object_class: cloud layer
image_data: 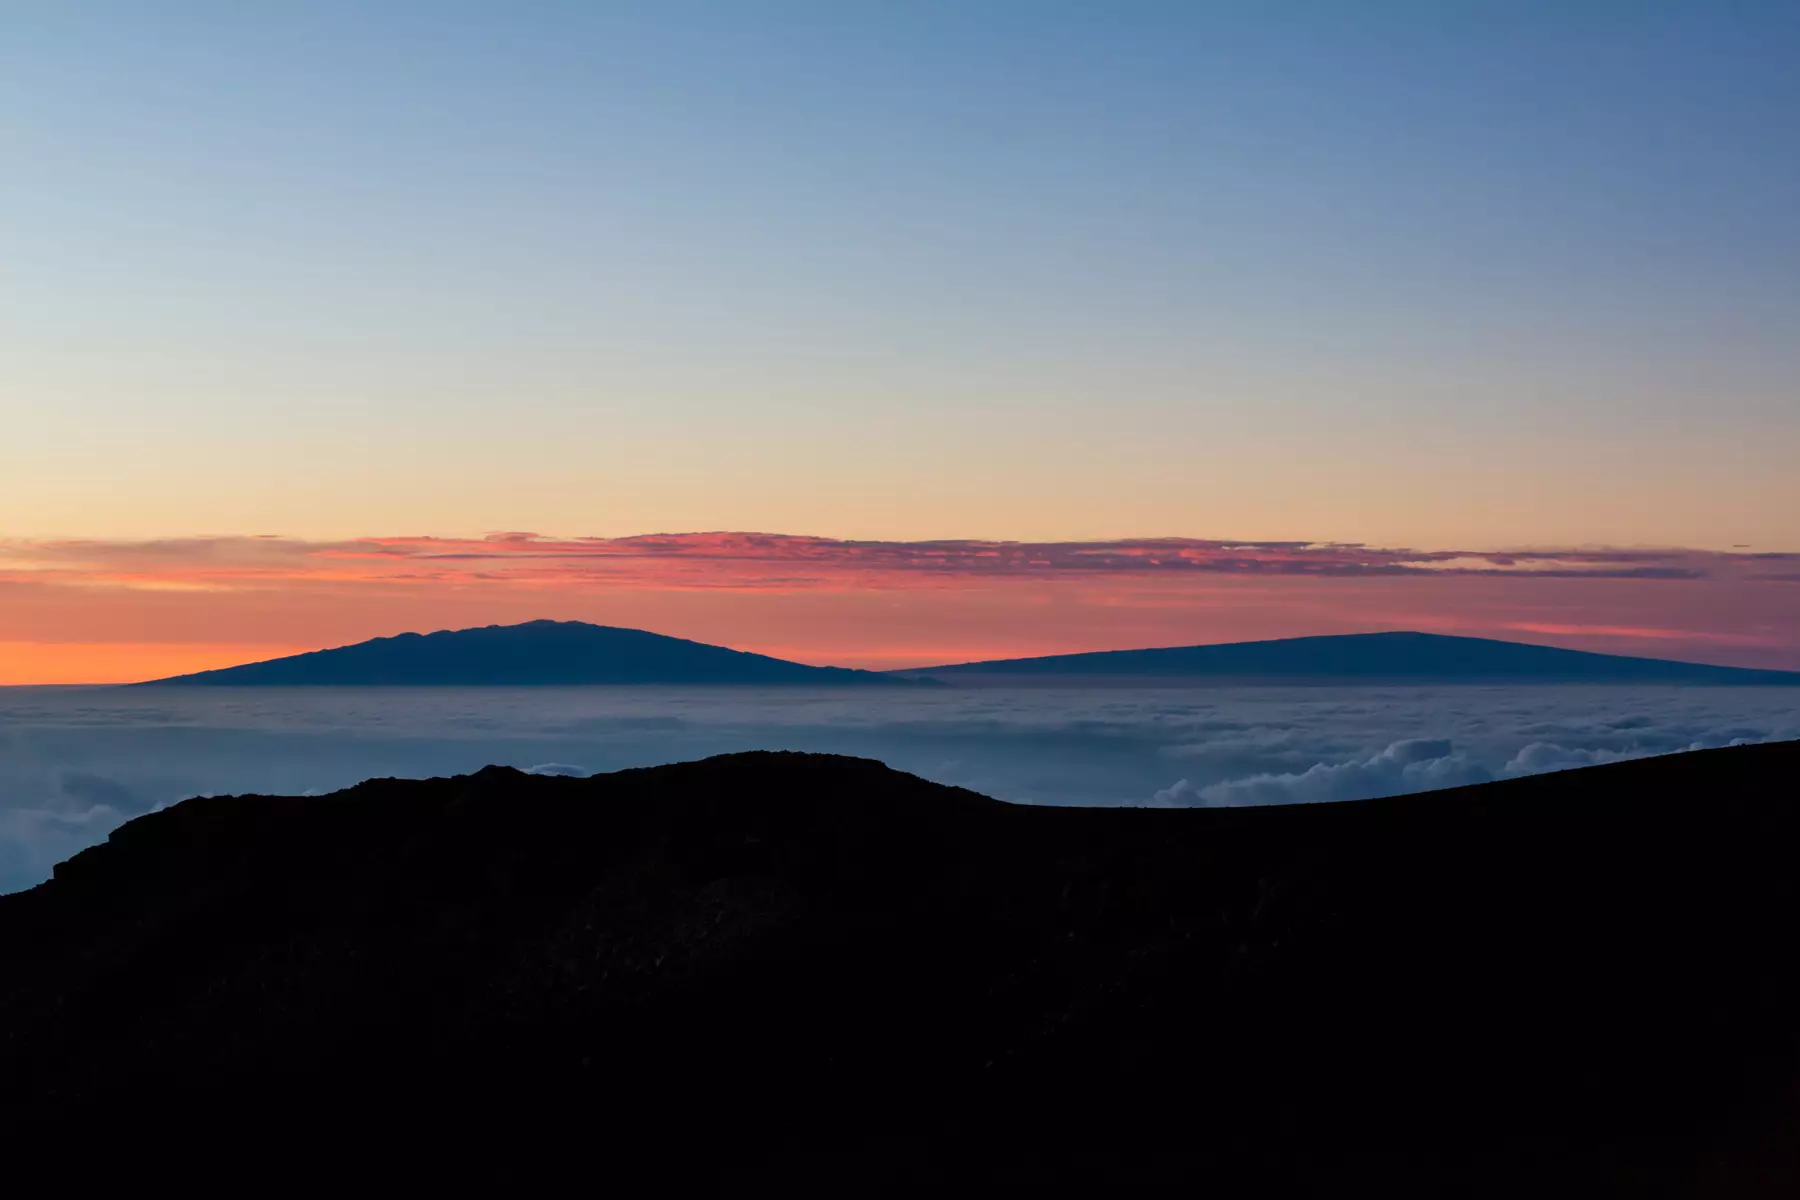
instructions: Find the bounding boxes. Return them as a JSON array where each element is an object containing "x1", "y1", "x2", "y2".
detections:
[
  {"x1": 3, "y1": 682, "x2": 1795, "y2": 893},
  {"x1": 1158, "y1": 733, "x2": 1763, "y2": 808}
]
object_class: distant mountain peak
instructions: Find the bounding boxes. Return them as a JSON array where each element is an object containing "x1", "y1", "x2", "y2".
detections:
[
  {"x1": 896, "y1": 630, "x2": 1800, "y2": 685},
  {"x1": 128, "y1": 623, "x2": 1800, "y2": 688},
  {"x1": 134, "y1": 620, "x2": 901, "y2": 687}
]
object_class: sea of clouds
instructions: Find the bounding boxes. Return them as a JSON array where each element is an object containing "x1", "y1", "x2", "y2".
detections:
[{"x1": 3, "y1": 684, "x2": 1798, "y2": 893}]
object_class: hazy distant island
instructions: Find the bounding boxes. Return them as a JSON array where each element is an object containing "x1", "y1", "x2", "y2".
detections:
[
  {"x1": 900, "y1": 629, "x2": 1800, "y2": 685},
  {"x1": 6, "y1": 742, "x2": 1799, "y2": 1190},
  {"x1": 134, "y1": 621, "x2": 1800, "y2": 687},
  {"x1": 136, "y1": 619, "x2": 903, "y2": 686}
]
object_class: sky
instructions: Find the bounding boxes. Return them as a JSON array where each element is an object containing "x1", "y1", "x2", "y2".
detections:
[
  {"x1": 4, "y1": 3, "x2": 1799, "y2": 681},
  {"x1": 3, "y1": 533, "x2": 1797, "y2": 681}
]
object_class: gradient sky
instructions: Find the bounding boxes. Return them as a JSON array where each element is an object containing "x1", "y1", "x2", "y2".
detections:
[
  {"x1": 4, "y1": 3, "x2": 1799, "y2": 680},
  {"x1": 4, "y1": 533, "x2": 1797, "y2": 682}
]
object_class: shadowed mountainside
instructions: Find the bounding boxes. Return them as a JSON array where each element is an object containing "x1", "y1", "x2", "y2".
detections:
[
  {"x1": 897, "y1": 629, "x2": 1800, "y2": 684},
  {"x1": 4, "y1": 745, "x2": 1800, "y2": 1191},
  {"x1": 135, "y1": 619, "x2": 900, "y2": 686}
]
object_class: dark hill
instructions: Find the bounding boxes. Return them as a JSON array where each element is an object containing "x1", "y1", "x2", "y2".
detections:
[
  {"x1": 5, "y1": 745, "x2": 1800, "y2": 1192},
  {"x1": 899, "y1": 630, "x2": 1800, "y2": 684},
  {"x1": 135, "y1": 619, "x2": 897, "y2": 685}
]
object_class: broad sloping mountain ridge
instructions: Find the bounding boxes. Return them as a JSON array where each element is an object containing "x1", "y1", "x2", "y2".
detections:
[
  {"x1": 134, "y1": 622, "x2": 1799, "y2": 687},
  {"x1": 900, "y1": 629, "x2": 1800, "y2": 684},
  {"x1": 137, "y1": 619, "x2": 899, "y2": 685},
  {"x1": 4, "y1": 742, "x2": 1799, "y2": 1191}
]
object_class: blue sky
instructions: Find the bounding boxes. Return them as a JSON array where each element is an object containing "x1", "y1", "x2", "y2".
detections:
[{"x1": 5, "y1": 1, "x2": 1798, "y2": 547}]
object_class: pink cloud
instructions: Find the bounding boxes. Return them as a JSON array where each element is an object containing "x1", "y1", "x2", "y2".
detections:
[
  {"x1": 2, "y1": 532, "x2": 1797, "y2": 682},
  {"x1": 6, "y1": 532, "x2": 1790, "y2": 593}
]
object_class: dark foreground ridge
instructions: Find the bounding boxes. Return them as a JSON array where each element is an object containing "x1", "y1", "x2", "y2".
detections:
[
  {"x1": 5, "y1": 746, "x2": 1800, "y2": 1192},
  {"x1": 899, "y1": 630, "x2": 1800, "y2": 684},
  {"x1": 135, "y1": 619, "x2": 900, "y2": 685}
]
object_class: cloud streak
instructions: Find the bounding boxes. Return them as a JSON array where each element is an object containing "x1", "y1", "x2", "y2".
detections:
[
  {"x1": 5, "y1": 532, "x2": 1795, "y2": 594},
  {"x1": 4, "y1": 533, "x2": 1799, "y2": 682}
]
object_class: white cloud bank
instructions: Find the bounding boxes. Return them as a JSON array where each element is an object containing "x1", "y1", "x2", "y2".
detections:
[
  {"x1": 2, "y1": 684, "x2": 1797, "y2": 891},
  {"x1": 1155, "y1": 732, "x2": 1777, "y2": 808}
]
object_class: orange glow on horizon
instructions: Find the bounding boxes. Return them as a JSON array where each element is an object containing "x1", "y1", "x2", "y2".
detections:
[
  {"x1": 2, "y1": 532, "x2": 1798, "y2": 683},
  {"x1": 0, "y1": 643, "x2": 316, "y2": 686}
]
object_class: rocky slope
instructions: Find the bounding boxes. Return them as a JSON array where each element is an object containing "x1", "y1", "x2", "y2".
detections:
[{"x1": 4, "y1": 744, "x2": 1799, "y2": 1191}]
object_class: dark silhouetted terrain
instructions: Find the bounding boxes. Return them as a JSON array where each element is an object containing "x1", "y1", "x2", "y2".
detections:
[
  {"x1": 899, "y1": 629, "x2": 1800, "y2": 684},
  {"x1": 4, "y1": 745, "x2": 1799, "y2": 1192},
  {"x1": 137, "y1": 619, "x2": 899, "y2": 685}
]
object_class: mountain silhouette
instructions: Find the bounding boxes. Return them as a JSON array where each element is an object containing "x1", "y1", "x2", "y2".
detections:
[
  {"x1": 136, "y1": 619, "x2": 900, "y2": 685},
  {"x1": 5, "y1": 743, "x2": 1799, "y2": 1191},
  {"x1": 899, "y1": 630, "x2": 1800, "y2": 684}
]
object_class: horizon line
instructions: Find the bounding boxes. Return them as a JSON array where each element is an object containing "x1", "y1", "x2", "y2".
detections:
[{"x1": 10, "y1": 623, "x2": 1799, "y2": 689}]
